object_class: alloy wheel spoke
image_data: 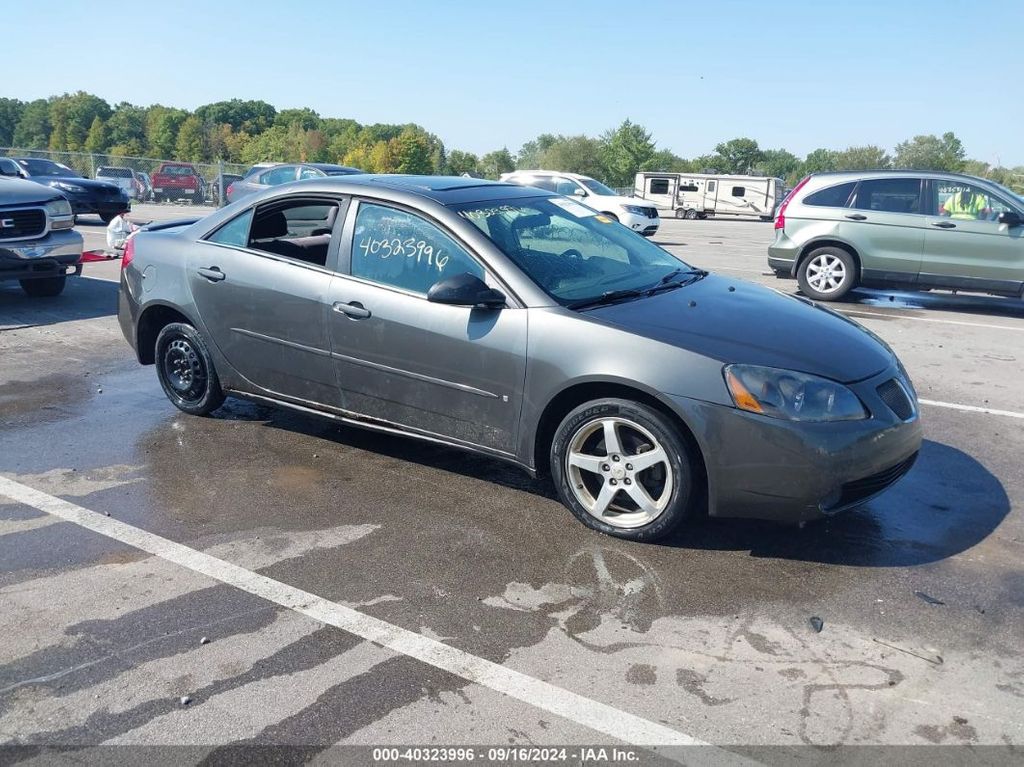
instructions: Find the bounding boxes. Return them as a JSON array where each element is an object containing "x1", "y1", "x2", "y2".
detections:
[
  {"x1": 568, "y1": 451, "x2": 605, "y2": 475},
  {"x1": 592, "y1": 480, "x2": 618, "y2": 515},
  {"x1": 624, "y1": 482, "x2": 660, "y2": 515},
  {"x1": 602, "y1": 420, "x2": 623, "y2": 456},
  {"x1": 628, "y1": 447, "x2": 667, "y2": 473}
]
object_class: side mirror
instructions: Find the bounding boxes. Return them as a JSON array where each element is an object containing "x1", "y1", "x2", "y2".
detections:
[
  {"x1": 427, "y1": 272, "x2": 506, "y2": 309},
  {"x1": 572, "y1": 188, "x2": 587, "y2": 197},
  {"x1": 997, "y1": 211, "x2": 1023, "y2": 228}
]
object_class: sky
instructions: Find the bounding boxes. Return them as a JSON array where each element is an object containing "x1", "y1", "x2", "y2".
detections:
[{"x1": 5, "y1": 0, "x2": 1022, "y2": 165}]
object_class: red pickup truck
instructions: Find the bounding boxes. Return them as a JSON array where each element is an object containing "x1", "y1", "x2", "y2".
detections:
[{"x1": 151, "y1": 162, "x2": 206, "y2": 204}]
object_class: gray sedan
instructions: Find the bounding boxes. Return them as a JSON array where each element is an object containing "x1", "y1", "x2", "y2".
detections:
[
  {"x1": 225, "y1": 163, "x2": 363, "y2": 203},
  {"x1": 118, "y1": 175, "x2": 922, "y2": 541}
]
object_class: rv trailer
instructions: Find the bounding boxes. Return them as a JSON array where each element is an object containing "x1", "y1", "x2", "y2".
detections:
[{"x1": 633, "y1": 172, "x2": 785, "y2": 220}]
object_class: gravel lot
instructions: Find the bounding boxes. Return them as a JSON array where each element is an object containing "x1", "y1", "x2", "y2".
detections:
[{"x1": 1, "y1": 207, "x2": 1023, "y2": 759}]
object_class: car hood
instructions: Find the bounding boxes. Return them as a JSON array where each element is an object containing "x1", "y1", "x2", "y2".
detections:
[
  {"x1": 0, "y1": 177, "x2": 66, "y2": 205},
  {"x1": 584, "y1": 274, "x2": 893, "y2": 383},
  {"x1": 584, "y1": 194, "x2": 652, "y2": 211},
  {"x1": 34, "y1": 176, "x2": 122, "y2": 193}
]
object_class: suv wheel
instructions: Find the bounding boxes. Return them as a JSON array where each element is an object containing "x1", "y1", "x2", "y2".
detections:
[
  {"x1": 20, "y1": 276, "x2": 66, "y2": 297},
  {"x1": 797, "y1": 246, "x2": 857, "y2": 301},
  {"x1": 551, "y1": 399, "x2": 697, "y2": 542},
  {"x1": 684, "y1": 209, "x2": 698, "y2": 220},
  {"x1": 155, "y1": 323, "x2": 225, "y2": 416}
]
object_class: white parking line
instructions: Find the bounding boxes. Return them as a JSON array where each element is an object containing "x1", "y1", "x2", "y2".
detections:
[
  {"x1": 841, "y1": 310, "x2": 1024, "y2": 333},
  {"x1": 0, "y1": 475, "x2": 752, "y2": 762},
  {"x1": 919, "y1": 399, "x2": 1024, "y2": 420}
]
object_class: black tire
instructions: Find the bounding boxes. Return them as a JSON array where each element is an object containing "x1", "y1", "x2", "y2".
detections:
[
  {"x1": 684, "y1": 209, "x2": 698, "y2": 220},
  {"x1": 100, "y1": 212, "x2": 117, "y2": 224},
  {"x1": 797, "y1": 246, "x2": 857, "y2": 301},
  {"x1": 550, "y1": 398, "x2": 697, "y2": 542},
  {"x1": 154, "y1": 193, "x2": 163, "y2": 203},
  {"x1": 154, "y1": 322, "x2": 225, "y2": 416},
  {"x1": 192, "y1": 192, "x2": 204, "y2": 204},
  {"x1": 20, "y1": 276, "x2": 66, "y2": 297}
]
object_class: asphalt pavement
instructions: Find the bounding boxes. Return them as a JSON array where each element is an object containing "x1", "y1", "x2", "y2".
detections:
[{"x1": 1, "y1": 206, "x2": 1023, "y2": 761}]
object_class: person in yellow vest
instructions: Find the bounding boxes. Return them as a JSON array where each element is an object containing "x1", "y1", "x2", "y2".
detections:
[{"x1": 940, "y1": 188, "x2": 990, "y2": 220}]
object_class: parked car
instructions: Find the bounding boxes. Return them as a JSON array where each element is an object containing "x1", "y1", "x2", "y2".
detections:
[
  {"x1": 225, "y1": 163, "x2": 363, "y2": 203},
  {"x1": 151, "y1": 162, "x2": 207, "y2": 203},
  {"x1": 208, "y1": 173, "x2": 243, "y2": 205},
  {"x1": 95, "y1": 166, "x2": 139, "y2": 200},
  {"x1": 136, "y1": 171, "x2": 153, "y2": 202},
  {"x1": 502, "y1": 170, "x2": 660, "y2": 236},
  {"x1": 0, "y1": 176, "x2": 82, "y2": 296},
  {"x1": 118, "y1": 175, "x2": 921, "y2": 542},
  {"x1": 2, "y1": 157, "x2": 129, "y2": 223},
  {"x1": 768, "y1": 170, "x2": 1024, "y2": 301}
]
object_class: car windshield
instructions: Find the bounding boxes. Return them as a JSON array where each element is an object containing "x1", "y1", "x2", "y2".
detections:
[
  {"x1": 18, "y1": 158, "x2": 81, "y2": 178},
  {"x1": 455, "y1": 196, "x2": 692, "y2": 305},
  {"x1": 580, "y1": 178, "x2": 618, "y2": 196},
  {"x1": 97, "y1": 167, "x2": 132, "y2": 178},
  {"x1": 988, "y1": 180, "x2": 1024, "y2": 208},
  {"x1": 160, "y1": 166, "x2": 195, "y2": 176}
]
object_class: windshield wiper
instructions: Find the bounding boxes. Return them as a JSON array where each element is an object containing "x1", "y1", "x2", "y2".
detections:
[
  {"x1": 567, "y1": 288, "x2": 647, "y2": 311},
  {"x1": 646, "y1": 268, "x2": 708, "y2": 295}
]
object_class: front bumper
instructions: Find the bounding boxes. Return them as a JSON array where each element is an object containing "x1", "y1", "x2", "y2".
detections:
[
  {"x1": 666, "y1": 366, "x2": 923, "y2": 524},
  {"x1": 0, "y1": 229, "x2": 84, "y2": 281},
  {"x1": 67, "y1": 195, "x2": 130, "y2": 217},
  {"x1": 620, "y1": 211, "x2": 660, "y2": 236}
]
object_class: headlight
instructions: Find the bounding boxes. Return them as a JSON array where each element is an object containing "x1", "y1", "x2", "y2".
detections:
[
  {"x1": 54, "y1": 181, "x2": 86, "y2": 194},
  {"x1": 45, "y1": 199, "x2": 75, "y2": 229},
  {"x1": 622, "y1": 205, "x2": 647, "y2": 215},
  {"x1": 723, "y1": 364, "x2": 867, "y2": 422}
]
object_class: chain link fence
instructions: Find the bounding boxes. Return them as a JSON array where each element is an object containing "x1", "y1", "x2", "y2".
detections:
[{"x1": 0, "y1": 147, "x2": 248, "y2": 208}]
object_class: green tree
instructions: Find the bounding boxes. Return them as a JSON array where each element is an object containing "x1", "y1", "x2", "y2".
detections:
[
  {"x1": 479, "y1": 148, "x2": 515, "y2": 179},
  {"x1": 832, "y1": 145, "x2": 891, "y2": 170},
  {"x1": 275, "y1": 107, "x2": 322, "y2": 131},
  {"x1": 393, "y1": 127, "x2": 433, "y2": 174},
  {"x1": 642, "y1": 149, "x2": 693, "y2": 173},
  {"x1": 756, "y1": 148, "x2": 801, "y2": 179},
  {"x1": 712, "y1": 137, "x2": 763, "y2": 175},
  {"x1": 516, "y1": 134, "x2": 558, "y2": 168},
  {"x1": 447, "y1": 149, "x2": 480, "y2": 176},
  {"x1": 893, "y1": 132, "x2": 965, "y2": 171},
  {"x1": 46, "y1": 92, "x2": 111, "y2": 151},
  {"x1": 175, "y1": 115, "x2": 206, "y2": 161},
  {"x1": 801, "y1": 147, "x2": 838, "y2": 175},
  {"x1": 194, "y1": 99, "x2": 276, "y2": 133},
  {"x1": 0, "y1": 98, "x2": 25, "y2": 147},
  {"x1": 544, "y1": 135, "x2": 605, "y2": 178},
  {"x1": 106, "y1": 103, "x2": 147, "y2": 151},
  {"x1": 146, "y1": 106, "x2": 188, "y2": 158},
  {"x1": 600, "y1": 120, "x2": 656, "y2": 187},
  {"x1": 84, "y1": 116, "x2": 107, "y2": 154}
]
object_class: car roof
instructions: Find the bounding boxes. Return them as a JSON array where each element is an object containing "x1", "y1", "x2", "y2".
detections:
[
  {"x1": 808, "y1": 169, "x2": 999, "y2": 183},
  {"x1": 307, "y1": 163, "x2": 363, "y2": 173},
  {"x1": 509, "y1": 169, "x2": 592, "y2": 181},
  {"x1": 322, "y1": 174, "x2": 554, "y2": 205}
]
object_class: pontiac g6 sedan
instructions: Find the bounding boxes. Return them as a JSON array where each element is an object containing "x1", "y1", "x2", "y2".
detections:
[{"x1": 118, "y1": 175, "x2": 922, "y2": 542}]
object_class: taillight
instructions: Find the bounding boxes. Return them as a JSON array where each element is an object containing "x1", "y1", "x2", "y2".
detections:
[
  {"x1": 121, "y1": 235, "x2": 135, "y2": 270},
  {"x1": 775, "y1": 175, "x2": 811, "y2": 230}
]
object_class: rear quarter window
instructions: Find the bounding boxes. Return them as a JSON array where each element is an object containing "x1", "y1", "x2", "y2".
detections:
[{"x1": 803, "y1": 182, "x2": 856, "y2": 208}]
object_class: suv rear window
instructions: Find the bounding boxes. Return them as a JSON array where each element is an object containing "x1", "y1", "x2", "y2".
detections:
[
  {"x1": 803, "y1": 182, "x2": 855, "y2": 208},
  {"x1": 160, "y1": 166, "x2": 196, "y2": 176},
  {"x1": 852, "y1": 178, "x2": 921, "y2": 214}
]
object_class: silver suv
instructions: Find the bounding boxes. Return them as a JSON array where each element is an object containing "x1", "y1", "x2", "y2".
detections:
[{"x1": 768, "y1": 170, "x2": 1024, "y2": 301}]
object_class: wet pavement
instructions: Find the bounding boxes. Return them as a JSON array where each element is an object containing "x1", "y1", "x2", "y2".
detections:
[{"x1": 1, "y1": 215, "x2": 1023, "y2": 757}]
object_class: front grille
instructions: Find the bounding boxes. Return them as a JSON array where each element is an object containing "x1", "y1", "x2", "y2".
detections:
[
  {"x1": 0, "y1": 208, "x2": 46, "y2": 240},
  {"x1": 877, "y1": 378, "x2": 914, "y2": 420},
  {"x1": 835, "y1": 452, "x2": 918, "y2": 509}
]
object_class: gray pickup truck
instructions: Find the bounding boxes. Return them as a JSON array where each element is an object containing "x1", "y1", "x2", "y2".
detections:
[{"x1": 0, "y1": 178, "x2": 83, "y2": 297}]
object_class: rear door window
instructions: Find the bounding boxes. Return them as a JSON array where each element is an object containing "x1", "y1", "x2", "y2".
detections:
[
  {"x1": 852, "y1": 178, "x2": 922, "y2": 214},
  {"x1": 803, "y1": 182, "x2": 856, "y2": 208}
]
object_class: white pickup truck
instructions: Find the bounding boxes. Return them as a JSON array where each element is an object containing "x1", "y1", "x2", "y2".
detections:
[{"x1": 0, "y1": 177, "x2": 83, "y2": 297}]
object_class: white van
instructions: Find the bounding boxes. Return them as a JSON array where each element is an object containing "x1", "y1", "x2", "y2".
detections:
[
  {"x1": 634, "y1": 172, "x2": 784, "y2": 221},
  {"x1": 501, "y1": 170, "x2": 660, "y2": 236}
]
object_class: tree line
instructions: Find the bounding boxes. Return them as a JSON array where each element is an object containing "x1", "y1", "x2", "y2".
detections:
[{"x1": 1, "y1": 92, "x2": 1020, "y2": 192}]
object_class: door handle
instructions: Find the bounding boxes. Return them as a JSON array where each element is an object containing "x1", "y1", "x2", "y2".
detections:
[
  {"x1": 931, "y1": 221, "x2": 956, "y2": 229},
  {"x1": 333, "y1": 301, "x2": 371, "y2": 319},
  {"x1": 844, "y1": 213, "x2": 868, "y2": 221},
  {"x1": 198, "y1": 266, "x2": 226, "y2": 282}
]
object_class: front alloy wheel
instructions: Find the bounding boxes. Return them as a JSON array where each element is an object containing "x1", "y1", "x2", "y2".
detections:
[{"x1": 551, "y1": 399, "x2": 697, "y2": 541}]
